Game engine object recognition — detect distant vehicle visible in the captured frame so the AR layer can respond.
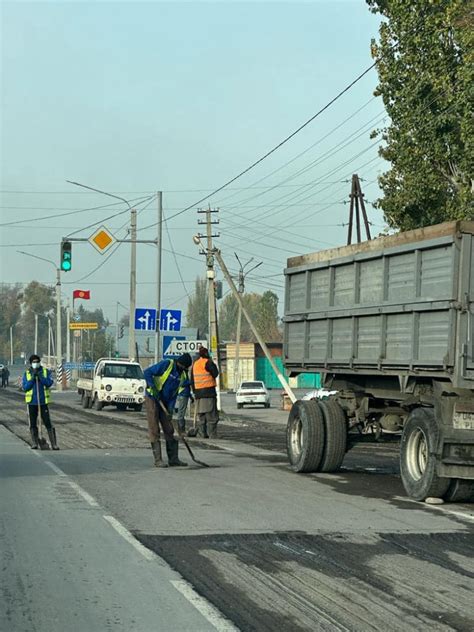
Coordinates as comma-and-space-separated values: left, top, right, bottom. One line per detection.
77, 358, 146, 411
236, 381, 270, 409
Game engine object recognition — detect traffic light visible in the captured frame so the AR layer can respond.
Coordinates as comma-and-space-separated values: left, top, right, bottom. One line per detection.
215, 280, 223, 299
60, 240, 72, 272
118, 325, 124, 339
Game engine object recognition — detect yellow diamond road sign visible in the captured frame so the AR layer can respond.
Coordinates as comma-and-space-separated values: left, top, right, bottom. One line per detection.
89, 226, 116, 254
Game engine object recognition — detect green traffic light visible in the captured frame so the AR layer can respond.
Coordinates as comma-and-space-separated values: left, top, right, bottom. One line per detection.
61, 261, 71, 271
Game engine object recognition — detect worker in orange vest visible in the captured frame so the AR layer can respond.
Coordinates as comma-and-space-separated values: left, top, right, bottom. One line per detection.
191, 347, 219, 438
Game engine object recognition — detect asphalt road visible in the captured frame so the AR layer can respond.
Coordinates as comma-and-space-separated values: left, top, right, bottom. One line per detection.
1, 387, 474, 631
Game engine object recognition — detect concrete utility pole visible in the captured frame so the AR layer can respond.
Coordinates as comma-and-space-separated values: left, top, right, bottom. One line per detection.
233, 254, 262, 391
129, 208, 137, 360
66, 304, 71, 362
197, 206, 221, 406
213, 247, 296, 404
10, 325, 14, 365
34, 314, 38, 355
155, 191, 163, 363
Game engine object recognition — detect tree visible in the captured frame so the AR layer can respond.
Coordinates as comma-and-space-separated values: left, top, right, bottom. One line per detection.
20, 281, 55, 358
75, 305, 114, 362
0, 285, 23, 362
218, 291, 282, 343
186, 277, 208, 336
368, 0, 473, 230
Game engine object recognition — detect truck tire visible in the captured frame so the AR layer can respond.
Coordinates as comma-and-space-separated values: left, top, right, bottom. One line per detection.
81, 393, 91, 409
400, 408, 450, 501
133, 404, 143, 412
318, 399, 348, 472
93, 396, 104, 411
287, 400, 325, 473
444, 479, 474, 503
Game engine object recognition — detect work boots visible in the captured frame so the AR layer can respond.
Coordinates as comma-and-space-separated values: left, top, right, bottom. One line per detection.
30, 428, 39, 449
47, 428, 59, 450
208, 422, 218, 439
166, 438, 187, 467
151, 441, 168, 468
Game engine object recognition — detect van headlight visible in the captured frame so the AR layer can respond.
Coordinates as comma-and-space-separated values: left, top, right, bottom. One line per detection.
105, 384, 112, 392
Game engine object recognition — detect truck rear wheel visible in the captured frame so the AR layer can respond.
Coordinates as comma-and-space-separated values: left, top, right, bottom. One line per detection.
444, 479, 474, 503
400, 408, 450, 501
287, 400, 325, 473
318, 399, 348, 472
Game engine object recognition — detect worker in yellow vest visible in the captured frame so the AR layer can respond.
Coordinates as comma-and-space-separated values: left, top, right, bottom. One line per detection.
191, 347, 219, 438
143, 353, 192, 468
22, 354, 58, 450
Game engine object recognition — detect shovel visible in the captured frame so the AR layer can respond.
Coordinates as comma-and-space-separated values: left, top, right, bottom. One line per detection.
187, 401, 198, 438
158, 400, 209, 468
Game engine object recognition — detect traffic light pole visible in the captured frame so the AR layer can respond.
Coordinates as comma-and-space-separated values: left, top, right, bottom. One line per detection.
56, 267, 63, 390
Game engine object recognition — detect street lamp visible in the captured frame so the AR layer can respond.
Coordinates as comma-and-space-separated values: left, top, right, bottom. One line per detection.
17, 251, 63, 390
66, 180, 137, 360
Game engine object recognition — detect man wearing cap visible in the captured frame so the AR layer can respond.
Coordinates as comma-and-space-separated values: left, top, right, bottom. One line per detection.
143, 353, 192, 468
22, 354, 59, 450
192, 347, 219, 438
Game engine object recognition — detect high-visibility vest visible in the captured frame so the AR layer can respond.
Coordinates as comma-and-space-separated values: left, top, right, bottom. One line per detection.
146, 360, 186, 398
25, 368, 51, 404
192, 357, 216, 390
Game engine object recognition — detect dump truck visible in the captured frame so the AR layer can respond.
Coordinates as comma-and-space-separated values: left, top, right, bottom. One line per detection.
77, 358, 146, 411
283, 221, 474, 502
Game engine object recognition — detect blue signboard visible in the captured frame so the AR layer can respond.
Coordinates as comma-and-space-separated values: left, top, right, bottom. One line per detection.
159, 309, 182, 332
162, 335, 185, 359
134, 308, 157, 331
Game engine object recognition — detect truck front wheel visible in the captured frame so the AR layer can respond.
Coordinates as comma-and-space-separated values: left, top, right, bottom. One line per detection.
400, 408, 450, 501
93, 396, 104, 411
81, 393, 91, 409
287, 400, 325, 473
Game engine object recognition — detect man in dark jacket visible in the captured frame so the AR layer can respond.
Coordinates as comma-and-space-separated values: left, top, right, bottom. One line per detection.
22, 354, 58, 450
191, 347, 219, 438
143, 353, 192, 468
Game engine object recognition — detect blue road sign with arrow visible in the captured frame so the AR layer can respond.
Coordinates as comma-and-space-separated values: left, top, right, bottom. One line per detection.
159, 309, 182, 332
134, 308, 157, 331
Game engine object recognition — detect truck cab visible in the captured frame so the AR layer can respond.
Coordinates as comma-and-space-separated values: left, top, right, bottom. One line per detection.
78, 358, 146, 411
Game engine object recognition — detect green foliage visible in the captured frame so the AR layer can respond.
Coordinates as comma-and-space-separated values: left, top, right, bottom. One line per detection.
76, 305, 113, 361
219, 291, 282, 343
368, 0, 473, 230
186, 277, 209, 336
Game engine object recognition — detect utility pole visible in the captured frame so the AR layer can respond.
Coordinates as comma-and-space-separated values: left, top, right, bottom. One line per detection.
55, 268, 62, 386
155, 191, 163, 363
193, 235, 296, 404
10, 325, 14, 365
34, 314, 38, 355
48, 317, 52, 363
197, 205, 221, 406
129, 208, 137, 360
233, 254, 262, 390
66, 304, 71, 362
346, 174, 371, 245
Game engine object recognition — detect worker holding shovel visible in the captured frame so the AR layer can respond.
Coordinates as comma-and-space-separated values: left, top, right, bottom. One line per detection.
143, 353, 192, 468
22, 354, 58, 450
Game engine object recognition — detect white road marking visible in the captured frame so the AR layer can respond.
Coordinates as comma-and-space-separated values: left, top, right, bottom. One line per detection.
67, 481, 99, 507
102, 515, 156, 561
171, 579, 239, 632
393, 496, 474, 522
44, 459, 67, 477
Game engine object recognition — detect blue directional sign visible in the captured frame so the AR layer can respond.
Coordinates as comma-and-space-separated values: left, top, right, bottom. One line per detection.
159, 309, 182, 332
162, 335, 185, 359
134, 308, 157, 331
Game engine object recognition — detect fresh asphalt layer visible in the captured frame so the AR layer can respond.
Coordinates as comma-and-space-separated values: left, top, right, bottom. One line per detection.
1, 387, 474, 631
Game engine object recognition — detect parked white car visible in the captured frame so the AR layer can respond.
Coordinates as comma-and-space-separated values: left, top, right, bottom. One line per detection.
236, 381, 270, 409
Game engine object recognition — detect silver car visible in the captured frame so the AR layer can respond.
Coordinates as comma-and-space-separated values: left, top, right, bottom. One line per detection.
236, 381, 270, 409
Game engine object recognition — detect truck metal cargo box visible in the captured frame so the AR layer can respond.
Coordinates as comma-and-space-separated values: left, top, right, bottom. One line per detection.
284, 221, 474, 389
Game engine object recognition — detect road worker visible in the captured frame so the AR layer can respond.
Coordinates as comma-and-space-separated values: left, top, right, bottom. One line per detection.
191, 347, 219, 438
22, 354, 58, 450
143, 353, 192, 468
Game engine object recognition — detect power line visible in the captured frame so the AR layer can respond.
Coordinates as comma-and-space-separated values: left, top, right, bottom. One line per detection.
163, 209, 191, 299
139, 61, 377, 231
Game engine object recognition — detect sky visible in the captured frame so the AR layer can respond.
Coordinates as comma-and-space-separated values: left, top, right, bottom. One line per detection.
0, 0, 385, 325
